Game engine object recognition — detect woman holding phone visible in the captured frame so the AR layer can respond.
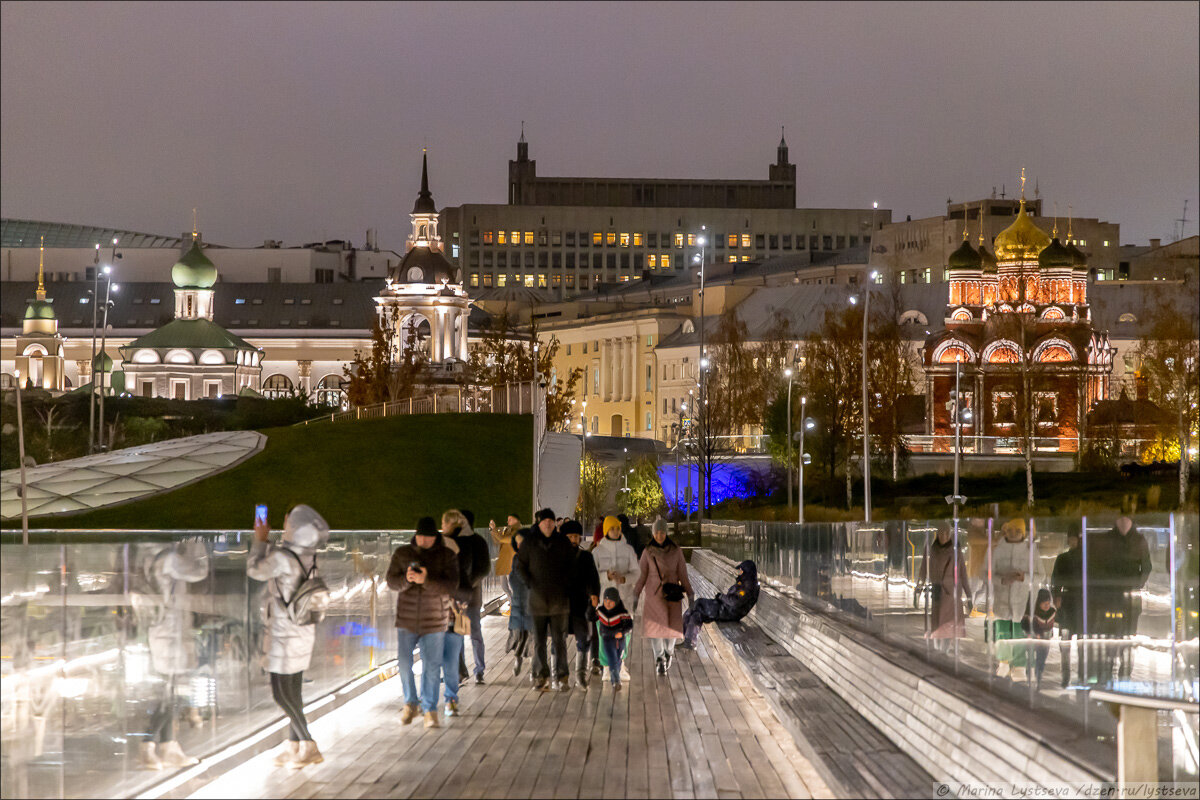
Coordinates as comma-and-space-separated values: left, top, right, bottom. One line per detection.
248, 504, 330, 768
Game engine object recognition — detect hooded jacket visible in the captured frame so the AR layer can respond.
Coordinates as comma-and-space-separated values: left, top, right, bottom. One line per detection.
246, 505, 329, 674
447, 525, 492, 607
135, 540, 210, 676
991, 521, 1045, 621
596, 588, 634, 640
717, 560, 760, 621
591, 533, 640, 611
386, 532, 459, 635
514, 528, 577, 616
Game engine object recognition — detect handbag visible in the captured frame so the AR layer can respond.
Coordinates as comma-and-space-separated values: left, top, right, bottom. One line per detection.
451, 602, 471, 635
651, 555, 685, 604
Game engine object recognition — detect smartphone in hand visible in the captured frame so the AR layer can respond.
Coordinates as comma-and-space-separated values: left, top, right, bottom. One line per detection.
255, 504, 268, 527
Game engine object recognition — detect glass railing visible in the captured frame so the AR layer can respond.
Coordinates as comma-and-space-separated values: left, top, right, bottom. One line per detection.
0, 529, 505, 800
702, 512, 1200, 781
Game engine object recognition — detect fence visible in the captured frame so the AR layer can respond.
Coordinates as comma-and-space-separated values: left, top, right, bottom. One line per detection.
700, 512, 1199, 781
0, 528, 505, 800
298, 382, 536, 425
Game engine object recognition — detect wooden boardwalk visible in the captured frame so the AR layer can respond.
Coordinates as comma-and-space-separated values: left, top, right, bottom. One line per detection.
188, 612, 832, 799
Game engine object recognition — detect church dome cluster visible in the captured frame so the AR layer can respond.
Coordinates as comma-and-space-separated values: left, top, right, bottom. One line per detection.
992, 204, 1052, 262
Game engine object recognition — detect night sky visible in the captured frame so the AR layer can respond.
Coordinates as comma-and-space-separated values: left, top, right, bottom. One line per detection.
2, 2, 1196, 250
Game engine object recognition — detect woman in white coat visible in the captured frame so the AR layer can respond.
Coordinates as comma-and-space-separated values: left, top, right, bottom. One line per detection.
247, 505, 329, 769
990, 518, 1045, 681
591, 516, 640, 681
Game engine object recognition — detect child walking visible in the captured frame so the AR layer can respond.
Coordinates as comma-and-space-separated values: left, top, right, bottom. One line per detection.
1022, 588, 1057, 686
595, 588, 634, 691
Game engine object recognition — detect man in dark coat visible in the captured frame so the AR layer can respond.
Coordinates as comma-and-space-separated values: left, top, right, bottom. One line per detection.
1050, 524, 1084, 687
448, 509, 492, 684
680, 560, 759, 649
561, 520, 601, 688
1091, 516, 1152, 680
514, 508, 576, 691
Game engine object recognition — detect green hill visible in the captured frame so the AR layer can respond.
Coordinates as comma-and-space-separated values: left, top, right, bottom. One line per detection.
21, 414, 533, 530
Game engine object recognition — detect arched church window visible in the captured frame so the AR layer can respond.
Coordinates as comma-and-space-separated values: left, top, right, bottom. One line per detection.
992, 390, 1016, 425
1037, 345, 1072, 363
951, 309, 972, 322
316, 374, 346, 409
1041, 307, 1065, 321
1118, 313, 1137, 323
938, 346, 971, 364
263, 374, 294, 399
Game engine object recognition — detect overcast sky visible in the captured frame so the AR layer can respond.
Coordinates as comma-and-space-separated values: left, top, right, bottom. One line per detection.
2, 2, 1197, 250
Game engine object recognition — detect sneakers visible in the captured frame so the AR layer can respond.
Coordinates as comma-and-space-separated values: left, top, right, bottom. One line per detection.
1010, 666, 1028, 682
620, 664, 631, 682
533, 677, 549, 691
590, 660, 603, 676
424, 711, 440, 729
996, 661, 1011, 679
157, 740, 199, 768
513, 655, 524, 677
613, 682, 623, 692
272, 740, 298, 767
550, 679, 570, 693
138, 742, 163, 771
474, 674, 485, 686
655, 657, 666, 676
663, 652, 674, 672
400, 703, 420, 725
445, 700, 459, 717
287, 740, 323, 769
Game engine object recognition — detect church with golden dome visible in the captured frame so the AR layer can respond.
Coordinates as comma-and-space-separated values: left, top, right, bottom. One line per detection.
923, 170, 1115, 452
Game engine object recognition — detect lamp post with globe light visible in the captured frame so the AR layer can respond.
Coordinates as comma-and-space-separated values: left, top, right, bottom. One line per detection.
692, 226, 707, 517
97, 281, 119, 451
798, 398, 816, 524
14, 367, 29, 543
849, 269, 880, 523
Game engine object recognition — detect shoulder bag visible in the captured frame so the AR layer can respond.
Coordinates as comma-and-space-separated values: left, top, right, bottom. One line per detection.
652, 554, 685, 603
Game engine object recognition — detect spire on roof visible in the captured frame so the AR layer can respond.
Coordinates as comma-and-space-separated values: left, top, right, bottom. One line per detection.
36, 235, 46, 301
412, 150, 437, 215
1067, 203, 1074, 239
779, 125, 787, 148
519, 120, 526, 144
192, 208, 198, 241
977, 202, 985, 246
1052, 202, 1059, 238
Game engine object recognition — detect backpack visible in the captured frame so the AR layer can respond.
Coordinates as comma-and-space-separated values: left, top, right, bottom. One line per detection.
277, 548, 330, 626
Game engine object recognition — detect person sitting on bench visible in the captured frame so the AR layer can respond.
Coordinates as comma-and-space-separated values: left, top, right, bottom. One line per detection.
680, 560, 759, 649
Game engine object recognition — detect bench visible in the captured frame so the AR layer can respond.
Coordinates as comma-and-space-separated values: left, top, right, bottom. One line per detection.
688, 567, 934, 799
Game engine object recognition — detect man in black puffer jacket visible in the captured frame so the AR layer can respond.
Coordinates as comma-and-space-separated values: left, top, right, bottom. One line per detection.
561, 520, 601, 689
514, 508, 576, 691
447, 509, 492, 684
680, 560, 760, 649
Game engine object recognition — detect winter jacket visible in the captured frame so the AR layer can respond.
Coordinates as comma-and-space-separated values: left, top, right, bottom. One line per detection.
507, 563, 534, 632
592, 535, 640, 611
568, 545, 601, 621
247, 540, 319, 674
919, 540, 971, 638
1090, 523, 1153, 634
596, 603, 634, 641
447, 526, 492, 608
490, 524, 518, 577
135, 541, 210, 676
514, 529, 576, 616
716, 560, 760, 621
991, 534, 1045, 621
1050, 545, 1084, 633
633, 538, 694, 639
386, 534, 459, 635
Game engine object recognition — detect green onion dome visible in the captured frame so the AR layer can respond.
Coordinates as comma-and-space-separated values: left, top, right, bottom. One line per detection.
24, 299, 56, 320
92, 351, 113, 373
171, 241, 218, 289
978, 244, 998, 274
947, 239, 982, 270
1038, 238, 1074, 271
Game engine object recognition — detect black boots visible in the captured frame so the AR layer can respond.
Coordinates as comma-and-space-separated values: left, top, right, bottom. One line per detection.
575, 651, 590, 689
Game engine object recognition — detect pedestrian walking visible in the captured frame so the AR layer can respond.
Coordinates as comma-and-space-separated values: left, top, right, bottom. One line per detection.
489, 514, 521, 613
445, 509, 491, 685
633, 518, 694, 675
918, 523, 973, 649
680, 559, 759, 649
1051, 523, 1084, 687
247, 505, 330, 768
562, 520, 600, 688
514, 508, 575, 691
1023, 588, 1057, 686
386, 516, 459, 729
991, 519, 1044, 682
595, 588, 634, 691
592, 515, 639, 681
506, 531, 534, 676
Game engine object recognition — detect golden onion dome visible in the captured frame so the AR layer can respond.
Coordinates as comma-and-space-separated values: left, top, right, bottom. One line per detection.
993, 201, 1051, 262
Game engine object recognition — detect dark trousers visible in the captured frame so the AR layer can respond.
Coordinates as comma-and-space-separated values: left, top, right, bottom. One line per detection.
270, 671, 311, 741
531, 614, 569, 681
601, 636, 626, 684
569, 613, 592, 653
684, 597, 724, 644
146, 675, 177, 744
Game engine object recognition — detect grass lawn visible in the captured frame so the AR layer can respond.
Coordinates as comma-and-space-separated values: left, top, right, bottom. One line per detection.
18, 414, 533, 530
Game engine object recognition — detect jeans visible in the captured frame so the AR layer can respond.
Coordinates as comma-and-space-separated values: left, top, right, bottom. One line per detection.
397, 629, 445, 713
443, 632, 464, 701
601, 636, 626, 684
648, 637, 676, 661
531, 614, 570, 681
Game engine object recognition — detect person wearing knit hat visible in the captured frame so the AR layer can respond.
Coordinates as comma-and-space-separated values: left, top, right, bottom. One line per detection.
561, 520, 601, 688
991, 518, 1044, 682
595, 587, 634, 691
592, 515, 639, 681
515, 507, 577, 691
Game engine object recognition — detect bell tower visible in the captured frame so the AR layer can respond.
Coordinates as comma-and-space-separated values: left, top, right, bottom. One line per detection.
768, 126, 797, 206
508, 121, 537, 205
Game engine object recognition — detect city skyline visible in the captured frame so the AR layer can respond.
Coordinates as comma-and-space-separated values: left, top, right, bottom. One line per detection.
2, 2, 1197, 250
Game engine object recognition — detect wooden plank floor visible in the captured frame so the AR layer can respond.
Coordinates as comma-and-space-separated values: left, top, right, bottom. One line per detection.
188, 611, 832, 800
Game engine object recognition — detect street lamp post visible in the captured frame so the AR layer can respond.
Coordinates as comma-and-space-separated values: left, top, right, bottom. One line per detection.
799, 397, 812, 524
693, 226, 707, 518
88, 245, 101, 450
14, 368, 29, 544
785, 367, 794, 510
853, 270, 880, 523
97, 280, 117, 450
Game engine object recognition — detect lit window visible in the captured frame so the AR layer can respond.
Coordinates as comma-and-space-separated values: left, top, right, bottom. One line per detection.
497, 274, 508, 287
922, 268, 931, 283
727, 234, 738, 248
1079, 239, 1086, 246
741, 255, 751, 262
728, 255, 738, 263
483, 273, 493, 287
593, 232, 602, 245
645, 411, 652, 431
523, 274, 533, 287
606, 232, 616, 245
524, 231, 533, 245
674, 233, 684, 248
537, 274, 546, 287
633, 233, 643, 246
469, 274, 479, 287
451, 244, 460, 258
620, 233, 630, 247
687, 234, 696, 246
483, 231, 494, 244
660, 254, 670, 269
498, 231, 507, 245
1103, 240, 1109, 247
741, 234, 751, 248
648, 254, 657, 268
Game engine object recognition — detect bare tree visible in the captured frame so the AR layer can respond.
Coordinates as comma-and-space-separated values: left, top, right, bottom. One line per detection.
1136, 299, 1200, 506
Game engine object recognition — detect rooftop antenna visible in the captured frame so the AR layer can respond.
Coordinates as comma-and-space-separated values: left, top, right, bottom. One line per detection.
1174, 200, 1189, 242
1000, 184, 1006, 200
191, 208, 199, 241
977, 201, 985, 247
1067, 203, 1074, 241
1034, 177, 1040, 200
